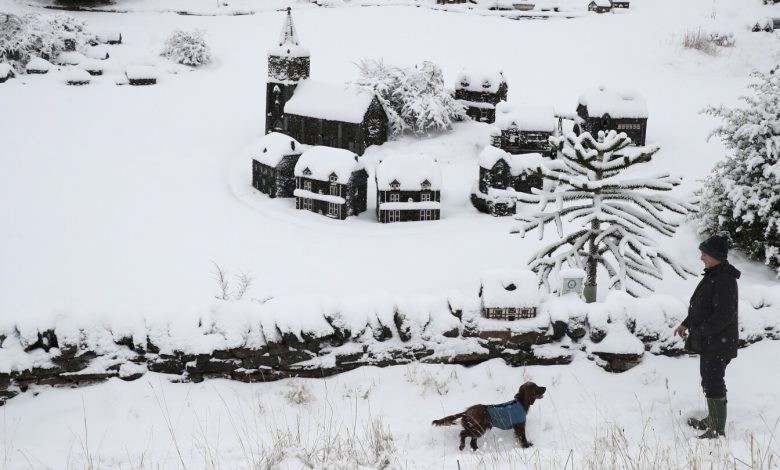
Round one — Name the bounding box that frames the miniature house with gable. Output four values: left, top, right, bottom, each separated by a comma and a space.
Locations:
588, 0, 612, 13
293, 146, 368, 220
471, 146, 545, 217
266, 8, 388, 156
375, 155, 442, 223
576, 86, 648, 146
454, 70, 508, 124
491, 102, 557, 158
611, 0, 629, 8
252, 132, 304, 198
480, 269, 541, 320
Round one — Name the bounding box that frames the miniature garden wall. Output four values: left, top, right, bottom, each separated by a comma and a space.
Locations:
2, 285, 779, 404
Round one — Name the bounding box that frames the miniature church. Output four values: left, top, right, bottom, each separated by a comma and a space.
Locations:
265, 8, 389, 156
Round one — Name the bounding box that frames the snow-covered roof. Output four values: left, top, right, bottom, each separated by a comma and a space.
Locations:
294, 146, 365, 184
375, 155, 441, 191
578, 86, 648, 119
25, 57, 52, 73
478, 146, 546, 176
254, 132, 303, 167
0, 63, 12, 78
85, 46, 109, 60
95, 31, 121, 43
495, 102, 556, 132
268, 8, 310, 58
126, 66, 158, 80
82, 60, 103, 73
589, 0, 611, 6
480, 269, 541, 309
455, 69, 505, 94
285, 80, 376, 124
55, 51, 85, 66
64, 69, 91, 84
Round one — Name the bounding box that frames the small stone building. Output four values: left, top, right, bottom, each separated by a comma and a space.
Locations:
491, 102, 556, 158
454, 70, 508, 124
480, 269, 541, 320
252, 132, 304, 198
576, 86, 648, 146
293, 146, 368, 220
471, 146, 545, 217
375, 155, 442, 223
265, 8, 388, 156
0, 64, 14, 83
588, 0, 612, 13
126, 66, 157, 86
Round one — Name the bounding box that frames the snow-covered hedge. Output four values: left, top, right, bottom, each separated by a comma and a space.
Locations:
160, 29, 211, 67
0, 12, 92, 72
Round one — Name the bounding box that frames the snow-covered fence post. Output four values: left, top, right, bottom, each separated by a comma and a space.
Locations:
511, 130, 698, 302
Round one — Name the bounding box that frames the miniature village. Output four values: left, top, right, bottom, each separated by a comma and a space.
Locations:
252, 8, 649, 224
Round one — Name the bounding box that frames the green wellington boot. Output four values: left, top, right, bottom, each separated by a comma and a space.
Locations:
698, 397, 727, 439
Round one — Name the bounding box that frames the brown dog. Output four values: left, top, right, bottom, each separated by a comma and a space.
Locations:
432, 381, 546, 451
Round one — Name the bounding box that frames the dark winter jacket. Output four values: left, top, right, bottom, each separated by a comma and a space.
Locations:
682, 262, 741, 358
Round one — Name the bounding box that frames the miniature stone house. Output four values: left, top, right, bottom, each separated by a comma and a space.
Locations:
576, 86, 648, 146
265, 8, 388, 156
491, 102, 557, 158
471, 146, 545, 217
293, 146, 368, 220
252, 132, 304, 198
0, 64, 14, 83
375, 155, 442, 223
480, 269, 541, 320
454, 70, 508, 124
611, 0, 629, 8
588, 0, 612, 13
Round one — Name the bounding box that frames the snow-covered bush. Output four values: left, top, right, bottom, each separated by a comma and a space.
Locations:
160, 29, 211, 66
699, 71, 780, 276
0, 12, 92, 72
352, 59, 466, 137
681, 28, 717, 55
709, 31, 735, 47
284, 379, 313, 405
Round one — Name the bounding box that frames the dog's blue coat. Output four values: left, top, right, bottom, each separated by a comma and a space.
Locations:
486, 400, 526, 430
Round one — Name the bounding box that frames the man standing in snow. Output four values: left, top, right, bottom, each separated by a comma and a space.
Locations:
674, 233, 740, 439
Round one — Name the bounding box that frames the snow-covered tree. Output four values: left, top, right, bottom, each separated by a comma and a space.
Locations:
512, 130, 698, 302
160, 29, 211, 66
698, 71, 780, 274
352, 59, 465, 138
0, 12, 92, 72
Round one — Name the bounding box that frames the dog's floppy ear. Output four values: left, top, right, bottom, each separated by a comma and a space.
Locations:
516, 381, 531, 402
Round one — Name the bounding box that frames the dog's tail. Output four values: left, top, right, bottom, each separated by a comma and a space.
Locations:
432, 412, 466, 427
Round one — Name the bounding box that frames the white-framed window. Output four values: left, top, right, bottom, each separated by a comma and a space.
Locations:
388, 210, 400, 222
389, 193, 400, 202
302, 198, 313, 211
390, 179, 401, 190
420, 209, 433, 221
304, 180, 312, 192
330, 185, 339, 196
329, 173, 338, 184
480, 108, 489, 121
421, 193, 431, 202
328, 202, 339, 217
421, 180, 431, 190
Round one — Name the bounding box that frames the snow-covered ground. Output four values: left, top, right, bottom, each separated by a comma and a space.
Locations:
2, 342, 779, 468
2, 0, 780, 467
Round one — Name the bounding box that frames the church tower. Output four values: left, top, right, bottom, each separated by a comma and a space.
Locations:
266, 7, 310, 134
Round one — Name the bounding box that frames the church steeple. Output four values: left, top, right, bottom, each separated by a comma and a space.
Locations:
278, 7, 301, 48
266, 7, 311, 133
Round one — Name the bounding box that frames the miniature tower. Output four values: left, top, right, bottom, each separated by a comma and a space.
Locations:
266, 7, 310, 134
